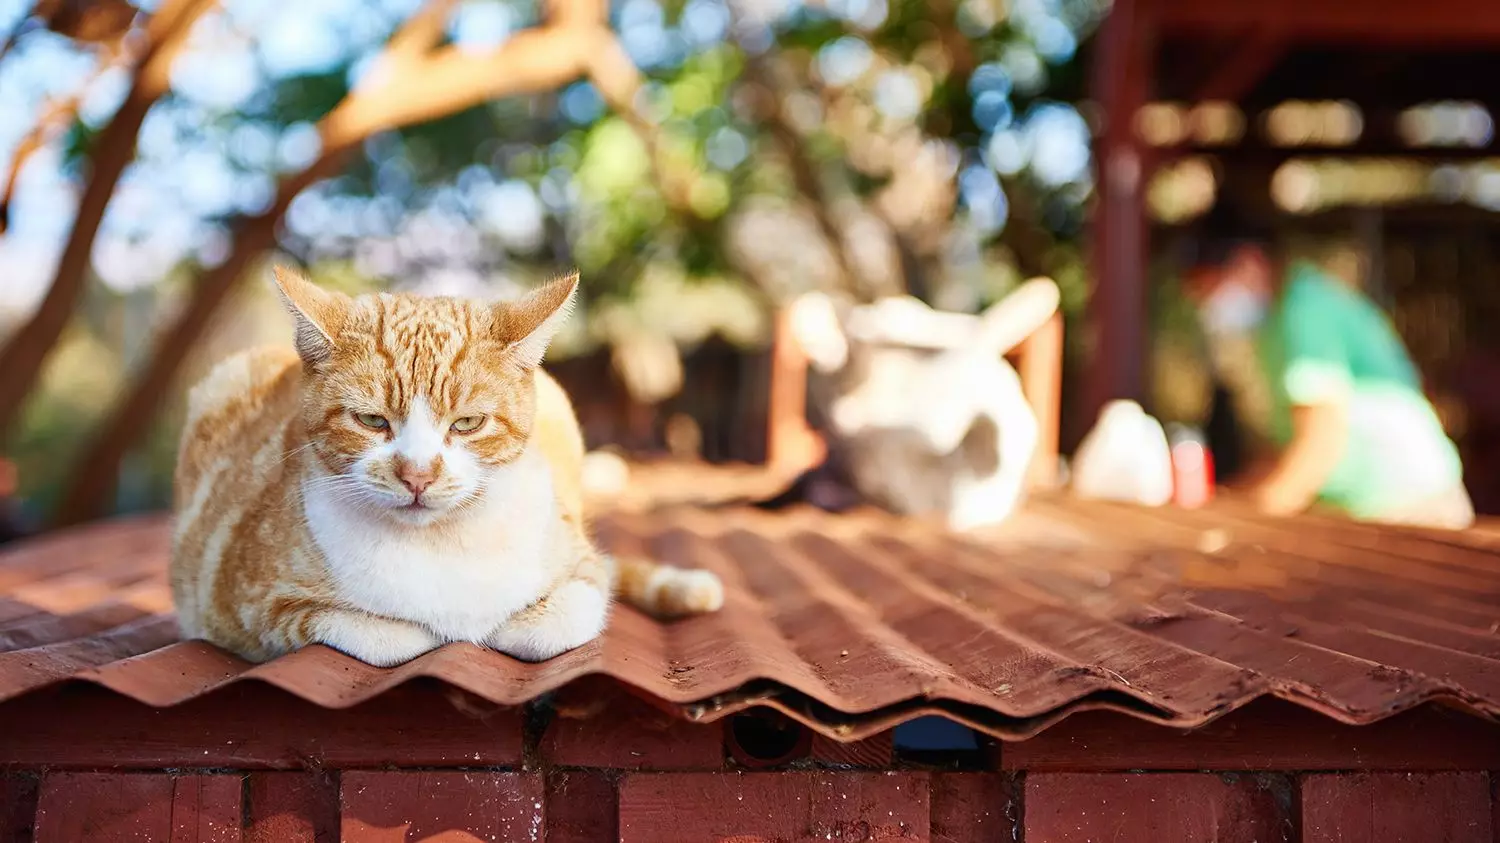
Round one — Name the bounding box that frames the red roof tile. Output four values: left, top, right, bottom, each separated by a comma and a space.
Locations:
3, 472, 1500, 740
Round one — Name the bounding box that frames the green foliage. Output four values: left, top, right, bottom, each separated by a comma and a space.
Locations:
3, 0, 1110, 516
58, 116, 99, 176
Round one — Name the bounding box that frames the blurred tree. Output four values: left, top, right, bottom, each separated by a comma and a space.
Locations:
0, 0, 1107, 523
53, 0, 666, 525
0, 0, 211, 447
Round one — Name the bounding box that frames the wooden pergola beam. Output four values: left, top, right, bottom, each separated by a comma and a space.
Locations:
1192, 31, 1286, 103
1157, 0, 1500, 44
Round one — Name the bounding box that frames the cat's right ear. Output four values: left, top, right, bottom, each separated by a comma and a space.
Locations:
273, 266, 350, 366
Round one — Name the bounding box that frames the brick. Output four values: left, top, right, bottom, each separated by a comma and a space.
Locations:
35, 773, 242, 843
545, 771, 617, 843
618, 771, 930, 842
1025, 773, 1284, 843
1, 772, 39, 843
811, 731, 893, 768
1303, 772, 1492, 843
541, 686, 723, 770
932, 773, 1011, 843
247, 773, 339, 843
170, 777, 244, 843
340, 771, 543, 842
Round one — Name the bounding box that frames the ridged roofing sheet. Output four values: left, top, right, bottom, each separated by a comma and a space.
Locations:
2, 465, 1499, 741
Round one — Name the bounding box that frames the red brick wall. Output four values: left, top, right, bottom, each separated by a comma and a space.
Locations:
3, 688, 1500, 842
10, 768, 1498, 842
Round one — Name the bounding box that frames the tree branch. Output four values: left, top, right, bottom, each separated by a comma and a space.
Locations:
326, 25, 606, 145
583, 32, 702, 213
52, 0, 648, 524
0, 0, 214, 446
741, 52, 864, 298
381, 0, 459, 60
0, 40, 134, 234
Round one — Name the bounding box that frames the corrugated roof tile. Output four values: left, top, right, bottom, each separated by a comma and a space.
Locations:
3, 466, 1499, 739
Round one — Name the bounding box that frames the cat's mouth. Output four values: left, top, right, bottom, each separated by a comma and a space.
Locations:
389, 497, 445, 524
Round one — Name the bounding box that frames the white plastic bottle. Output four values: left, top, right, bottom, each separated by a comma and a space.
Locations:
1070, 400, 1174, 507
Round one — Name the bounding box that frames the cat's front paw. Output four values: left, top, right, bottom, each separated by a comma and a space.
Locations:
311, 610, 443, 667
487, 580, 609, 662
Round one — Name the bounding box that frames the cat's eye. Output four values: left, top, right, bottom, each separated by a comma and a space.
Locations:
450, 415, 485, 433
353, 412, 389, 430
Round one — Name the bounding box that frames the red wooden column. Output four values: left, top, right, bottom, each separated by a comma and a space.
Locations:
1082, 0, 1155, 437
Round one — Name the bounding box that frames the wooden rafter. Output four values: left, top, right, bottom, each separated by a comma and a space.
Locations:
1157, 0, 1500, 44
1192, 31, 1286, 103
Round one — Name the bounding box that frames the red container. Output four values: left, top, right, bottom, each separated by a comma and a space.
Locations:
1170, 436, 1215, 509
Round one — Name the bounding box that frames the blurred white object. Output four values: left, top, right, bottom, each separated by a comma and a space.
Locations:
1070, 400, 1174, 506
581, 450, 631, 500
790, 278, 1060, 531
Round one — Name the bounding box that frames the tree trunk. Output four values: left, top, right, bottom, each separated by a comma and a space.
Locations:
0, 42, 131, 234
0, 91, 153, 438
0, 0, 212, 443
51, 0, 637, 525
51, 153, 347, 526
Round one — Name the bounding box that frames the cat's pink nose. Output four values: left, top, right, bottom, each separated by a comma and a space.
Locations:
397, 464, 437, 496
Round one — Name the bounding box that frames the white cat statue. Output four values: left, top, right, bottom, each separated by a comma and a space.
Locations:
788, 278, 1060, 530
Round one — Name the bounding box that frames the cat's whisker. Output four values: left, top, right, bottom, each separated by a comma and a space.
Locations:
277, 442, 317, 465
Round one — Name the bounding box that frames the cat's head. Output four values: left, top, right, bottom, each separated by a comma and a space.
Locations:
273, 267, 576, 524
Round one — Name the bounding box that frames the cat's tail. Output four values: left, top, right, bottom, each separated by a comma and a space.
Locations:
613, 557, 726, 619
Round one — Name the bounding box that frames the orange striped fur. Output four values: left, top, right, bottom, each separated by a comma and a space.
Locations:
170, 268, 722, 666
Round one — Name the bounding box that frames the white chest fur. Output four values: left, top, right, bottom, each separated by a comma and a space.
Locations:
302, 447, 557, 641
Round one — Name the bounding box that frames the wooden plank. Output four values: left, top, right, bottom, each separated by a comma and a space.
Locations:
1005, 700, 1500, 771
1025, 773, 1287, 843
34, 773, 174, 843
618, 772, 930, 842
1302, 773, 1492, 842
0, 772, 39, 843
545, 771, 617, 843
0, 683, 524, 769
170, 777, 243, 843
540, 684, 724, 770
246, 773, 338, 843
810, 732, 893, 768
34, 773, 242, 843
340, 771, 543, 843
931, 773, 1012, 843
1492, 774, 1499, 843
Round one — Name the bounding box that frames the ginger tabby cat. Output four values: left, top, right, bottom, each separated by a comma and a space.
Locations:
170, 268, 723, 666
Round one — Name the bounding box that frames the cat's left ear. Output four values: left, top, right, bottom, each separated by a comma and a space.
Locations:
496, 272, 578, 369
273, 266, 351, 366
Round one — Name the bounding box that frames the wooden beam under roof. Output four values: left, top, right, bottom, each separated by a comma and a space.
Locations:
1155, 0, 1500, 44
1192, 31, 1287, 103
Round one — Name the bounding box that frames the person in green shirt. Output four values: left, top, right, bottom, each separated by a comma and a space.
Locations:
1185, 216, 1473, 529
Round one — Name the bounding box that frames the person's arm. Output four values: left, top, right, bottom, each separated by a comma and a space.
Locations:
1250, 401, 1348, 515
1248, 276, 1354, 516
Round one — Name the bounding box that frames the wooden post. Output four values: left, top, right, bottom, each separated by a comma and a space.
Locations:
1082, 0, 1154, 436
1012, 312, 1064, 489
766, 309, 826, 476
